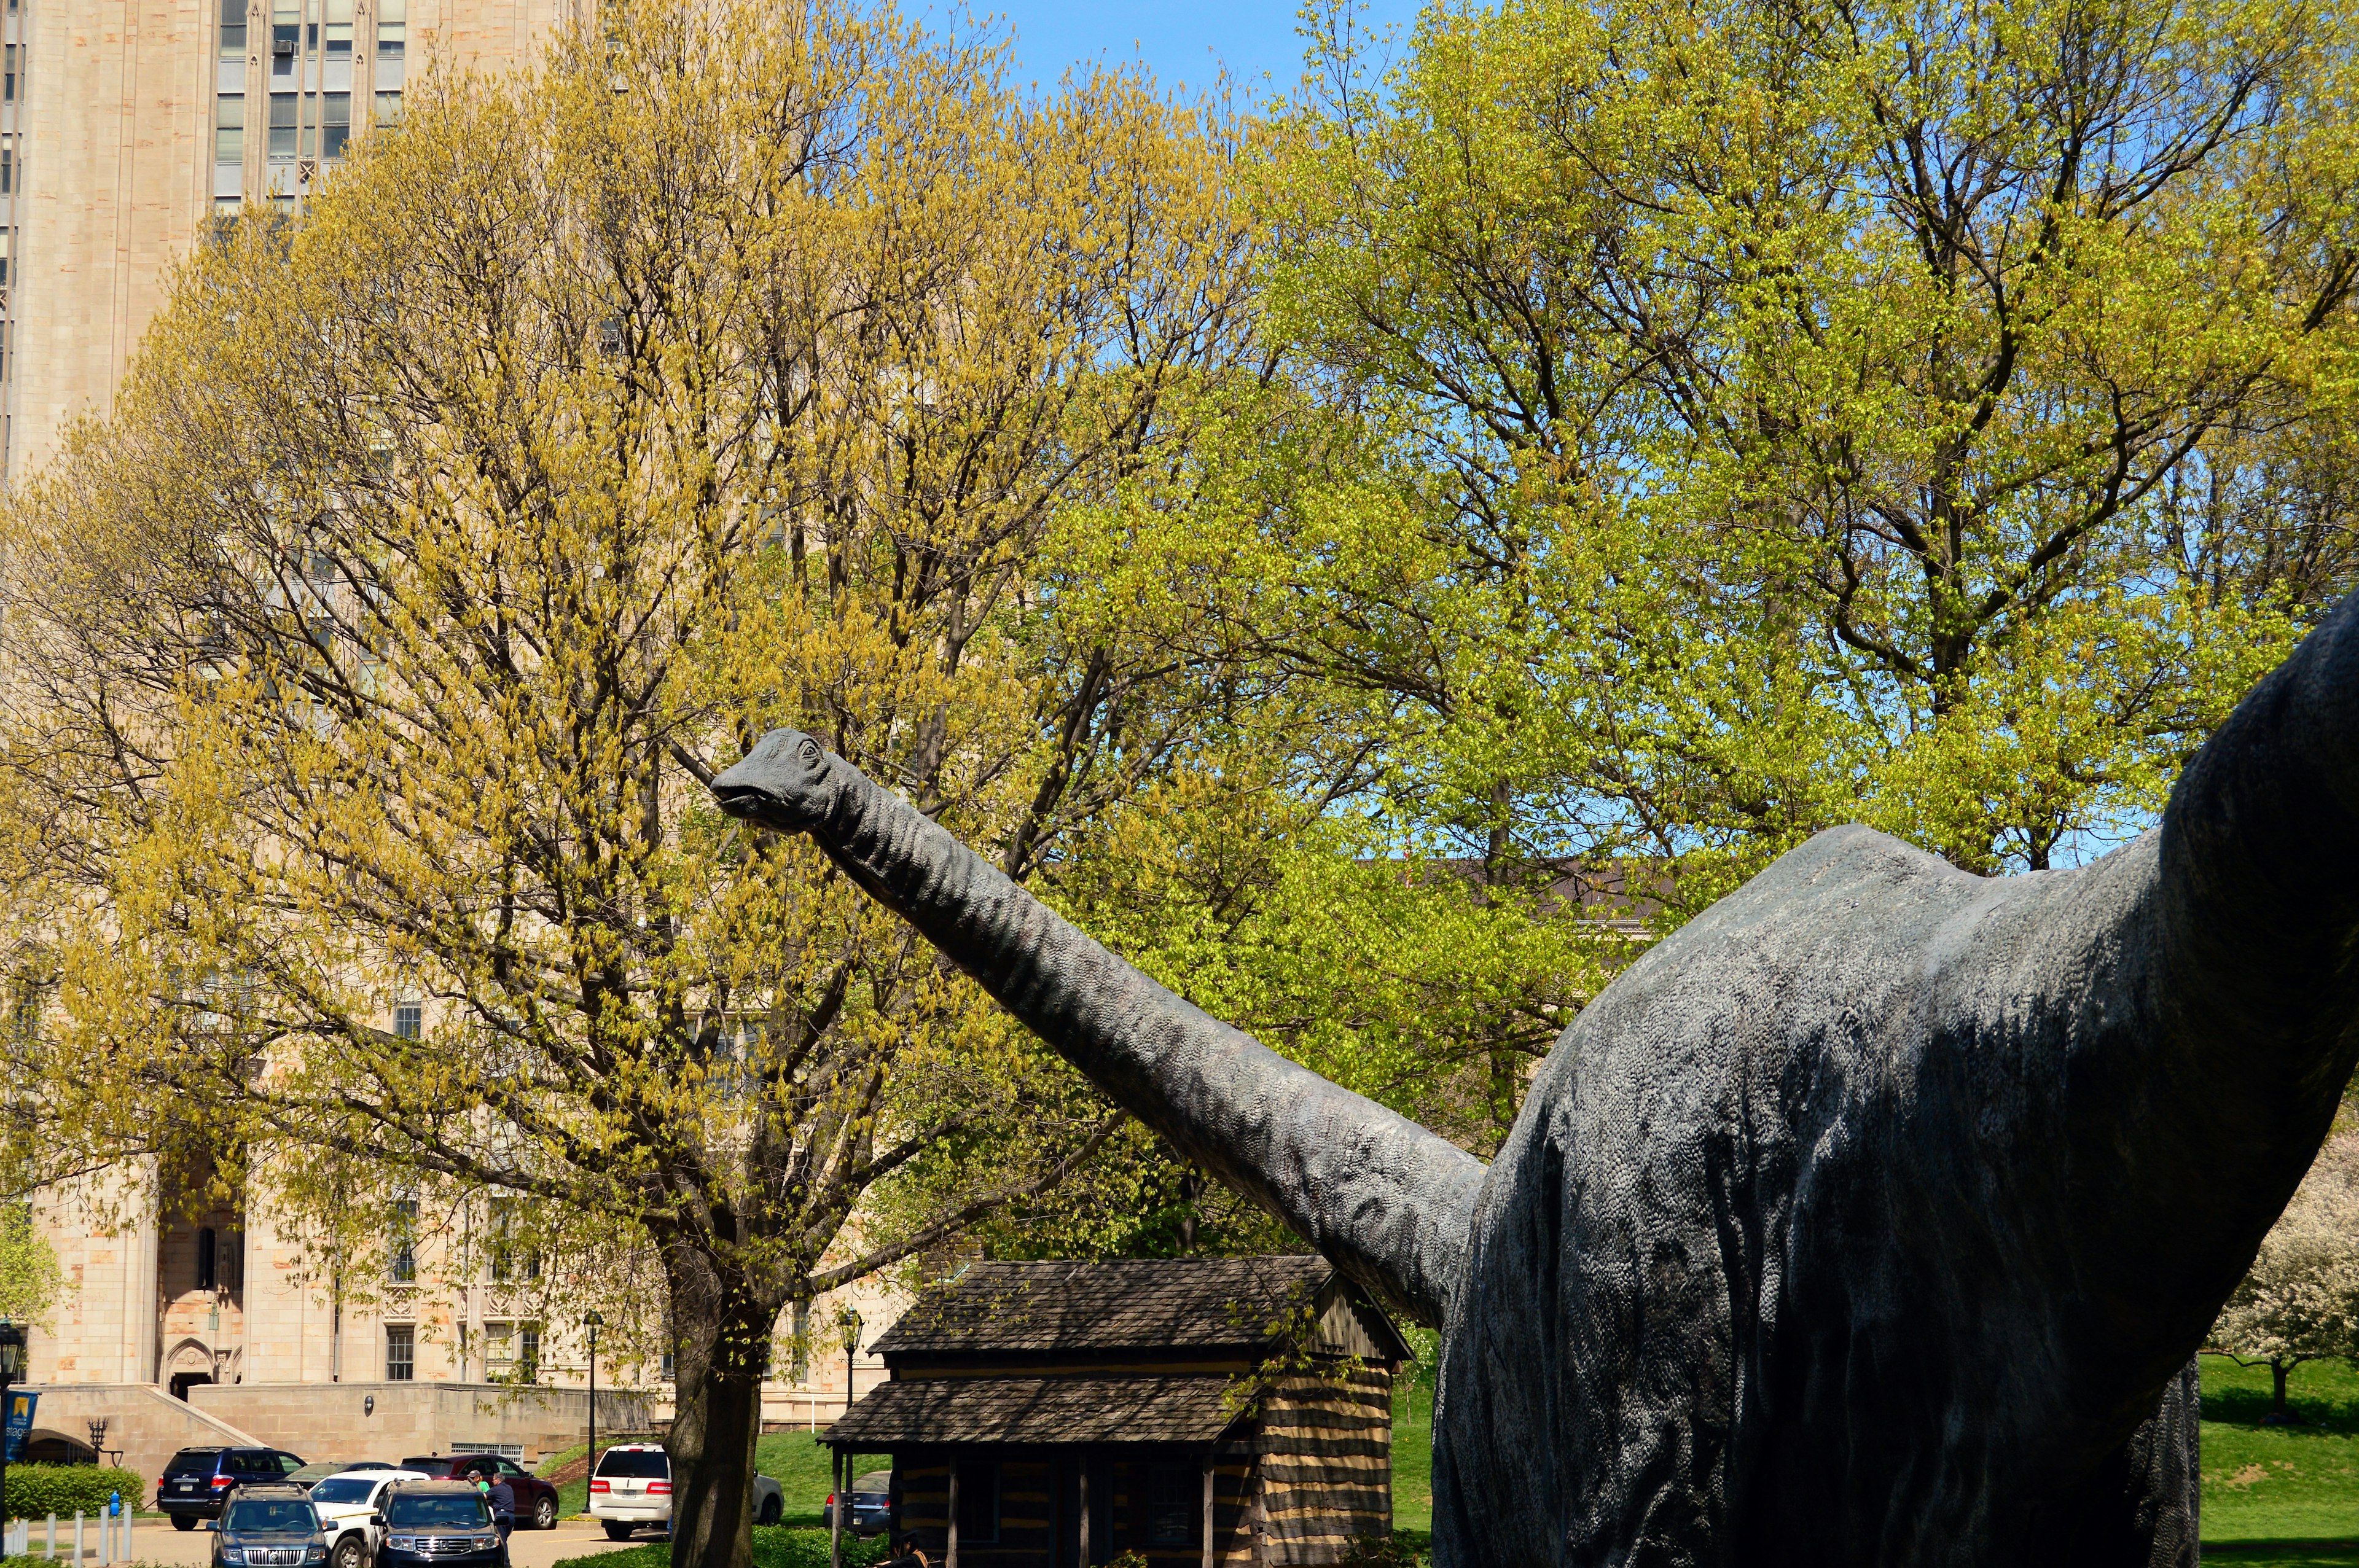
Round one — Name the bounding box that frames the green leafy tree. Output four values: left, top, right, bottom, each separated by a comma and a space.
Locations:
0, 1202, 63, 1326
0, 7, 1267, 1567
1248, 0, 2359, 903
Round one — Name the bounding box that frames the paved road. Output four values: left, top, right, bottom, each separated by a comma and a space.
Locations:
15, 1518, 650, 1568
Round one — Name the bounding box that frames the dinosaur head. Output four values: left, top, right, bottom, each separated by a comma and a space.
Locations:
711, 728, 838, 834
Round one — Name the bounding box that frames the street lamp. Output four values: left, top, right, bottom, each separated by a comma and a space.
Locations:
583, 1309, 604, 1507
0, 1318, 29, 1535
87, 1418, 108, 1466
836, 1306, 862, 1418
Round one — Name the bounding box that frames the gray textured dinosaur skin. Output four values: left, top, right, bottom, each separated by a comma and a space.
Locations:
711, 599, 2359, 1566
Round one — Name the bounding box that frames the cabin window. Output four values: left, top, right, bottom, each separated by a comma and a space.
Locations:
1148, 1463, 1194, 1546
955, 1461, 999, 1545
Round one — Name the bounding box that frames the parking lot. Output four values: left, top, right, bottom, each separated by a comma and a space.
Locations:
15, 1519, 649, 1568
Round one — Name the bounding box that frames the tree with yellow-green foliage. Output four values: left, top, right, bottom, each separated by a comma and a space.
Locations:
0, 1202, 62, 1325
1241, 0, 2359, 905
0, 6, 1282, 1565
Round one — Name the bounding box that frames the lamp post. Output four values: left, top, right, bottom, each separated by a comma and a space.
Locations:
87, 1418, 108, 1467
836, 1306, 862, 1418
583, 1309, 603, 1507
0, 1318, 29, 1535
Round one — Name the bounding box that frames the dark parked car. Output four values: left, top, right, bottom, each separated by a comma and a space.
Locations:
397, 1456, 561, 1531
822, 1472, 892, 1538
207, 1485, 327, 1568
375, 1481, 507, 1568
161, 1448, 311, 1530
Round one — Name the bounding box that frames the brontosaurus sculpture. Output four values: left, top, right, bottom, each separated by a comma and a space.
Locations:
711, 600, 2359, 1566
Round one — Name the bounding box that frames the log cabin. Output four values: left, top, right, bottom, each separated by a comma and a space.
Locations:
822, 1256, 1410, 1568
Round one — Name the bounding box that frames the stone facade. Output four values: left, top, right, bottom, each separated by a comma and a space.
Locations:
190, 1381, 651, 1467
22, 1160, 904, 1495
0, 0, 588, 483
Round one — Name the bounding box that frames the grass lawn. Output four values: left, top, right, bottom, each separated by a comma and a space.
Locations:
2202, 1355, 2359, 1554
1393, 1369, 1434, 1535
754, 1432, 845, 1520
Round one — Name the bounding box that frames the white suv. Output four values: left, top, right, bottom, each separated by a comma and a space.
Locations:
307, 1469, 433, 1568
589, 1446, 786, 1540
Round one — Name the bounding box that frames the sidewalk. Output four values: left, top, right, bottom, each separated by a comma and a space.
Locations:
7, 1518, 646, 1568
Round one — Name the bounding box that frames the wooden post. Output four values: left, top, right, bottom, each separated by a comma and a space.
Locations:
947, 1460, 961, 1568
1200, 1450, 1215, 1568
1077, 1454, 1090, 1568
829, 1447, 843, 1568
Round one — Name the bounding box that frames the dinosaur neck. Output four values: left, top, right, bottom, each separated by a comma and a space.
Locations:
800, 753, 1486, 1327
2147, 599, 2359, 1172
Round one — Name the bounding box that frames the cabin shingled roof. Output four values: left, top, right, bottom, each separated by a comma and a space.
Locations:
871, 1256, 1336, 1355
825, 1375, 1241, 1447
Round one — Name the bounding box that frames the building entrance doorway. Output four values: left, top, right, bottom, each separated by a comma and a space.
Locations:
170, 1371, 214, 1402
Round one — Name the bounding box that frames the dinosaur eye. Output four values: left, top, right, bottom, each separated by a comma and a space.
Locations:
797, 736, 824, 769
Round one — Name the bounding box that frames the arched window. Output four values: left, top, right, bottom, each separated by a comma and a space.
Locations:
197, 1227, 218, 1291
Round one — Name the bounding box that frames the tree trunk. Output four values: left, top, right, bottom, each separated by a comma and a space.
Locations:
666, 1243, 784, 1568
2271, 1357, 2291, 1424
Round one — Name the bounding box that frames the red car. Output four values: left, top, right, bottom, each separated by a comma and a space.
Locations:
399, 1454, 564, 1531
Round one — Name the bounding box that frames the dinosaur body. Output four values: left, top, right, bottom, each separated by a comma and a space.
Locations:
711, 598, 2359, 1564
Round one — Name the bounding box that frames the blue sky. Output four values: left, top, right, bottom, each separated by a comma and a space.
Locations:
953, 1, 1430, 101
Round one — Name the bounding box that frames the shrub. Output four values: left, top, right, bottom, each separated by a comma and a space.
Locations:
2, 1466, 146, 1520
552, 1526, 892, 1568
1339, 1532, 1430, 1568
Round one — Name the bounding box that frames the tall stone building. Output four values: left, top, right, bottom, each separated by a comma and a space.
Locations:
0, 0, 587, 482
23, 1155, 905, 1490
7, 0, 913, 1489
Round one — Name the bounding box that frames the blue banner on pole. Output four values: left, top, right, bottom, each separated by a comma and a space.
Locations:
2, 1389, 35, 1462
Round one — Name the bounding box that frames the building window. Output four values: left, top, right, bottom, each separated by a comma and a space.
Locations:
393, 1002, 421, 1040
323, 93, 350, 160
789, 1299, 810, 1383
270, 0, 298, 82
375, 90, 401, 128
389, 1196, 417, 1281
518, 1323, 541, 1383
6, 45, 17, 104
385, 1324, 414, 1381
954, 1462, 998, 1545
269, 93, 297, 160
1148, 1463, 1194, 1546
485, 1197, 538, 1282
197, 1227, 219, 1291
216, 96, 245, 166
325, 0, 351, 58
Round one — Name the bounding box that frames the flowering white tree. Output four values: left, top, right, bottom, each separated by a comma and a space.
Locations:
2211, 1127, 2359, 1422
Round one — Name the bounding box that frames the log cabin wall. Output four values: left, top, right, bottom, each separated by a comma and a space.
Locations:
824, 1257, 1409, 1568
1253, 1369, 1394, 1565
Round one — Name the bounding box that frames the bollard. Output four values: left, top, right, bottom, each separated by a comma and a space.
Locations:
121, 1506, 131, 1562
72, 1511, 82, 1565
46, 1511, 56, 1561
